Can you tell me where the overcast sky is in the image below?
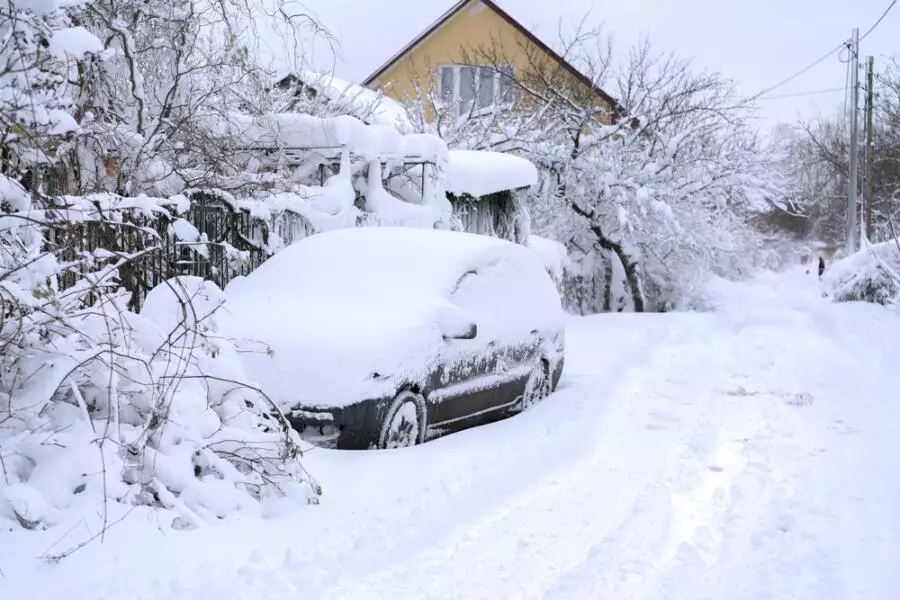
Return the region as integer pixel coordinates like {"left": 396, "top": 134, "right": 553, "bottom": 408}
{"left": 294, "top": 0, "right": 898, "bottom": 132}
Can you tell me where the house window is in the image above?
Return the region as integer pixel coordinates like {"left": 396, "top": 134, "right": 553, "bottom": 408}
{"left": 438, "top": 64, "right": 515, "bottom": 116}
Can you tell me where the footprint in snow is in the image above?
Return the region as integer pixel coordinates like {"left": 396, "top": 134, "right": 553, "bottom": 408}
{"left": 784, "top": 392, "right": 815, "bottom": 407}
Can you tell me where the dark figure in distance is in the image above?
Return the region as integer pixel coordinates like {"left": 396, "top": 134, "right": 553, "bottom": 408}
{"left": 818, "top": 256, "right": 826, "bottom": 279}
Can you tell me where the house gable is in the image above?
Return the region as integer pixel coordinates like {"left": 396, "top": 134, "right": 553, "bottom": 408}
{"left": 362, "top": 0, "right": 617, "bottom": 117}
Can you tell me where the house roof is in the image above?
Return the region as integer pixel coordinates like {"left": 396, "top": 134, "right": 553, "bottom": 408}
{"left": 361, "top": 0, "right": 618, "bottom": 109}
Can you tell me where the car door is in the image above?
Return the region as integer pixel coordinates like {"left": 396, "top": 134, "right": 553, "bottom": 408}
{"left": 427, "top": 262, "right": 541, "bottom": 431}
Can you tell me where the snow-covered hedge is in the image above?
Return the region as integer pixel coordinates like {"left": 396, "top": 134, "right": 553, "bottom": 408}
{"left": 0, "top": 274, "right": 319, "bottom": 533}
{"left": 1, "top": 184, "right": 319, "bottom": 534}
{"left": 824, "top": 240, "right": 900, "bottom": 305}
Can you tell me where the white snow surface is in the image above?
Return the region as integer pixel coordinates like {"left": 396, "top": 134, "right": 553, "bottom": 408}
{"left": 5, "top": 268, "right": 900, "bottom": 599}
{"left": 223, "top": 227, "right": 564, "bottom": 409}
{"left": 526, "top": 235, "right": 570, "bottom": 280}
{"left": 445, "top": 149, "right": 539, "bottom": 197}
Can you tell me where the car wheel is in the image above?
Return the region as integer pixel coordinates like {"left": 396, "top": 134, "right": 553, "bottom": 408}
{"left": 378, "top": 390, "right": 427, "bottom": 449}
{"left": 521, "top": 359, "right": 551, "bottom": 411}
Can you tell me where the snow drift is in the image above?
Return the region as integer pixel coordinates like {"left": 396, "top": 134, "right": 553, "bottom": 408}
{"left": 824, "top": 240, "right": 900, "bottom": 305}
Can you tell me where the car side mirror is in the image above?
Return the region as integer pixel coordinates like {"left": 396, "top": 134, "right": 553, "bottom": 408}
{"left": 437, "top": 303, "right": 477, "bottom": 340}
{"left": 444, "top": 322, "right": 477, "bottom": 340}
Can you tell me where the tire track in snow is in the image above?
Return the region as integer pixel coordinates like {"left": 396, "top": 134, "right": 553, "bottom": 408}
{"left": 320, "top": 316, "right": 738, "bottom": 600}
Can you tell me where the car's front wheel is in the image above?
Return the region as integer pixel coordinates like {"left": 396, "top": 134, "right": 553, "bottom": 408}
{"left": 521, "top": 359, "right": 551, "bottom": 411}
{"left": 378, "top": 390, "right": 427, "bottom": 449}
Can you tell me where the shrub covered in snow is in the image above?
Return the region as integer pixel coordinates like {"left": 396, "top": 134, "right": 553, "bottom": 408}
{"left": 0, "top": 260, "right": 319, "bottom": 532}
{"left": 0, "top": 0, "right": 330, "bottom": 538}
{"left": 1, "top": 191, "right": 318, "bottom": 534}
{"left": 824, "top": 240, "right": 900, "bottom": 305}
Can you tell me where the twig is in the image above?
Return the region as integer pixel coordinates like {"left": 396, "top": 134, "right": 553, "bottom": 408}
{"left": 41, "top": 507, "right": 137, "bottom": 563}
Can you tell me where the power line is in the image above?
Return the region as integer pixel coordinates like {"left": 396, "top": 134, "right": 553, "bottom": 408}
{"left": 861, "top": 0, "right": 899, "bottom": 40}
{"left": 756, "top": 87, "right": 846, "bottom": 101}
{"left": 745, "top": 0, "right": 896, "bottom": 106}
{"left": 747, "top": 42, "right": 849, "bottom": 101}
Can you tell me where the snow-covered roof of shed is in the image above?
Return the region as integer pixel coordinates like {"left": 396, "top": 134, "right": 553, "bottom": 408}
{"left": 208, "top": 111, "right": 447, "bottom": 163}
{"left": 294, "top": 71, "right": 414, "bottom": 133}
{"left": 444, "top": 150, "right": 538, "bottom": 197}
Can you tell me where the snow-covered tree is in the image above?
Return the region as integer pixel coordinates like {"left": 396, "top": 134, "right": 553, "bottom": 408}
{"left": 778, "top": 56, "right": 900, "bottom": 248}
{"left": 57, "top": 0, "right": 336, "bottom": 197}
{"left": 404, "top": 25, "right": 779, "bottom": 312}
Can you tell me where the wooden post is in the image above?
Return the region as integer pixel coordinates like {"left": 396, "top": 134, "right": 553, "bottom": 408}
{"left": 847, "top": 28, "right": 860, "bottom": 254}
{"left": 864, "top": 56, "right": 875, "bottom": 242}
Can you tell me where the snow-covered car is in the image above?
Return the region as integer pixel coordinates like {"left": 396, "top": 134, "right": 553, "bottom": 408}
{"left": 224, "top": 227, "right": 566, "bottom": 450}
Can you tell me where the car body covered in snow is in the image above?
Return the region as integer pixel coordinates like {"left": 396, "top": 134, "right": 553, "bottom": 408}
{"left": 224, "top": 227, "right": 566, "bottom": 450}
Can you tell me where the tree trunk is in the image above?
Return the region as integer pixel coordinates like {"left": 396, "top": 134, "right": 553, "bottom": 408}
{"left": 602, "top": 253, "right": 612, "bottom": 312}
{"left": 595, "top": 234, "right": 645, "bottom": 312}
{"left": 570, "top": 201, "right": 646, "bottom": 312}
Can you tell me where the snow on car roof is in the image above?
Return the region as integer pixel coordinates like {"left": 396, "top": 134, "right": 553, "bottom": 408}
{"left": 444, "top": 150, "right": 538, "bottom": 198}
{"left": 224, "top": 227, "right": 564, "bottom": 409}
{"left": 238, "top": 226, "right": 515, "bottom": 293}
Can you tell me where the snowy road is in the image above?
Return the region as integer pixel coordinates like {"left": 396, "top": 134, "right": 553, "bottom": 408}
{"left": 4, "top": 269, "right": 900, "bottom": 599}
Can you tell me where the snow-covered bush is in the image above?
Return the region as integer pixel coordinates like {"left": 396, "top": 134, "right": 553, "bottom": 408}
{"left": 1, "top": 207, "right": 319, "bottom": 533}
{"left": 825, "top": 240, "right": 900, "bottom": 305}
{"left": 0, "top": 0, "right": 324, "bottom": 535}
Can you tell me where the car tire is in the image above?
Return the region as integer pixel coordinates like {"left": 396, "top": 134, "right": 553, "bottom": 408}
{"left": 521, "top": 359, "right": 551, "bottom": 411}
{"left": 378, "top": 390, "right": 427, "bottom": 449}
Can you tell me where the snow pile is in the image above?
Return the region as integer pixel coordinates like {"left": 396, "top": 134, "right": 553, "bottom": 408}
{"left": 298, "top": 71, "right": 414, "bottom": 133}
{"left": 240, "top": 150, "right": 360, "bottom": 237}
{"left": 363, "top": 161, "right": 440, "bottom": 227}
{"left": 445, "top": 150, "right": 539, "bottom": 197}
{"left": 824, "top": 240, "right": 900, "bottom": 305}
{"left": 223, "top": 227, "right": 565, "bottom": 410}
{"left": 212, "top": 111, "right": 446, "bottom": 163}
{"left": 239, "top": 152, "right": 452, "bottom": 237}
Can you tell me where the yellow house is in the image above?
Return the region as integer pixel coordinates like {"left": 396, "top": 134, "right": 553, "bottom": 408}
{"left": 362, "top": 0, "right": 618, "bottom": 124}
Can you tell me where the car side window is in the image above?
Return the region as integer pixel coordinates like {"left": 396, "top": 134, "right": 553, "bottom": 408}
{"left": 449, "top": 258, "right": 540, "bottom": 341}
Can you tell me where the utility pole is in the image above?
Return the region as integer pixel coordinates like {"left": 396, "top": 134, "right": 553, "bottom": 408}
{"left": 847, "top": 28, "right": 860, "bottom": 254}
{"left": 864, "top": 55, "right": 875, "bottom": 243}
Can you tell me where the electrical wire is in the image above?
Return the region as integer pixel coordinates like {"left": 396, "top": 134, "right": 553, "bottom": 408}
{"left": 746, "top": 41, "right": 849, "bottom": 102}
{"left": 756, "top": 87, "right": 846, "bottom": 101}
{"left": 861, "top": 0, "right": 899, "bottom": 40}
{"left": 744, "top": 0, "right": 896, "bottom": 107}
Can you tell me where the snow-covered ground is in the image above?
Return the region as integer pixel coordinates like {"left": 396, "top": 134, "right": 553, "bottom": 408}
{"left": 3, "top": 267, "right": 899, "bottom": 599}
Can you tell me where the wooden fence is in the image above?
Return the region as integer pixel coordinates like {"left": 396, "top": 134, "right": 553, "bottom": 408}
{"left": 45, "top": 185, "right": 536, "bottom": 312}
{"left": 47, "top": 192, "right": 315, "bottom": 311}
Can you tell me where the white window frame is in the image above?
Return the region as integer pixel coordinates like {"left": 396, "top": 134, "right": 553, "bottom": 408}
{"left": 437, "top": 64, "right": 515, "bottom": 118}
